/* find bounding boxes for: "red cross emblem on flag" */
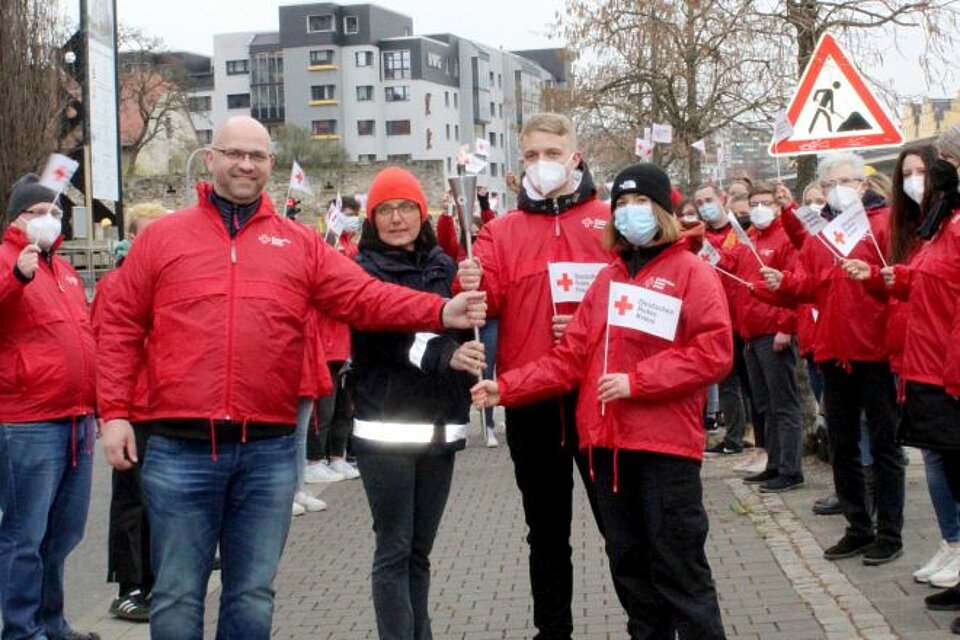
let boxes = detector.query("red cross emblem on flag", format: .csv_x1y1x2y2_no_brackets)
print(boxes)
294,170,303,184
53,167,67,181
556,273,573,292
614,295,634,316
833,231,846,245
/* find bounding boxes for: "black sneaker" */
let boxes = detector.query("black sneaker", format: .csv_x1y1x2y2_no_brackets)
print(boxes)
926,588,960,611
759,475,805,493
824,534,875,560
862,539,903,566
743,469,778,484
812,494,842,515
109,588,150,622
951,616,960,634
704,442,743,456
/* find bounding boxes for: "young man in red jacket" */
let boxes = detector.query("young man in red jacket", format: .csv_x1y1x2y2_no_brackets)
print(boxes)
96,116,487,640
0,175,99,640
458,113,611,640
761,152,904,566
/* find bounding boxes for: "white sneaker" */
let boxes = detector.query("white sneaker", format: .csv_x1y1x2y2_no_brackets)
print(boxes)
304,461,345,484
328,458,360,480
914,541,953,583
485,427,499,448
292,501,306,517
294,491,328,512
929,546,960,587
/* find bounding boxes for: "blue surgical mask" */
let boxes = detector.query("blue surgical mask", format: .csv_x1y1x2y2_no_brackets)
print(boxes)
698,201,724,225
614,203,659,247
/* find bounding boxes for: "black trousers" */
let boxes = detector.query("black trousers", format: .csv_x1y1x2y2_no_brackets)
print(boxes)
821,360,904,543
504,393,602,640
307,361,354,460
592,449,725,640
107,426,152,590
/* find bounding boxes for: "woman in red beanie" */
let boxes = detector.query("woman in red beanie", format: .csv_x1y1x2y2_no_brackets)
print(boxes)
350,167,485,639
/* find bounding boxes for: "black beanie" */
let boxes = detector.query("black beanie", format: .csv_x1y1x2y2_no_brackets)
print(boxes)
610,163,673,213
5,174,57,226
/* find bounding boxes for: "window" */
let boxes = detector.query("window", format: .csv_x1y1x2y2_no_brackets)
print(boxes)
444,91,450,108
499,133,504,148
386,120,411,136
358,153,377,163
425,93,431,115
427,52,443,70
489,132,496,147
309,50,334,66
356,85,374,101
196,129,212,145
311,119,337,135
357,120,375,136
311,85,336,101
344,15,359,34
227,93,250,109
355,51,374,67
385,86,409,102
453,93,458,108
490,163,499,177
489,71,495,85
454,124,459,139
498,73,502,88
447,158,452,174
226,59,248,75
445,124,450,140
307,14,334,33
387,154,412,163
498,104,503,118
188,96,211,112
490,101,496,117
382,50,411,80
426,128,433,150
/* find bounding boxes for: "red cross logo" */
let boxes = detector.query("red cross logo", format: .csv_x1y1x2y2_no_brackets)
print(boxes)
54,167,67,181
833,231,846,245
557,273,573,292
294,170,303,184
614,295,634,316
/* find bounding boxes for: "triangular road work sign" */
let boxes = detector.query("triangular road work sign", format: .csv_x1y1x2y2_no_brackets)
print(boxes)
769,33,903,156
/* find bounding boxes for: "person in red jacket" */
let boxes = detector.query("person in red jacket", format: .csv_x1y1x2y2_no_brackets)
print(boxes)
719,182,804,491
760,151,905,566
95,116,487,640
0,174,99,640
473,163,731,639
456,112,613,639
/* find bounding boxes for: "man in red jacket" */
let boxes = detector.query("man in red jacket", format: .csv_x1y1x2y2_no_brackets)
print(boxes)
458,112,612,640
96,116,486,640
761,151,904,566
0,174,99,640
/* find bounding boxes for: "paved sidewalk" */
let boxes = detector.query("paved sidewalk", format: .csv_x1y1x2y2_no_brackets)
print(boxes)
61,420,956,639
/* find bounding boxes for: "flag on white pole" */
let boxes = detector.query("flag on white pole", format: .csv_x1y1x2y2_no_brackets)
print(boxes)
698,239,721,266
289,161,314,196
548,262,607,305
607,281,683,342
691,139,707,154
822,201,870,257
464,154,487,174
794,205,828,235
39,153,80,194
773,111,795,144
634,138,653,160
474,138,491,157
326,198,346,238
651,123,673,144
727,212,765,267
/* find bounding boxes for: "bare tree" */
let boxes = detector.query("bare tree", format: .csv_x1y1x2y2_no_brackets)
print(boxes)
0,0,69,202
119,28,191,177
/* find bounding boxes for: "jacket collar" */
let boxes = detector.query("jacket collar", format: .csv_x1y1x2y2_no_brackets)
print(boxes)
194,182,276,227
3,225,64,255
613,237,690,280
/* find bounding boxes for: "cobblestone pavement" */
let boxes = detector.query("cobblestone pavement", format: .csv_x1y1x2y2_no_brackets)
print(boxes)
61,418,956,639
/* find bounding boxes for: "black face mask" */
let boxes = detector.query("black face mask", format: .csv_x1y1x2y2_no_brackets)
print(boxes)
929,157,959,193
737,215,752,230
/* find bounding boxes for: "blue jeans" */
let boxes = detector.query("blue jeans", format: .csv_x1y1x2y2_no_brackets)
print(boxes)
923,449,960,542
295,397,314,490
0,420,93,640
141,435,297,640
357,450,455,640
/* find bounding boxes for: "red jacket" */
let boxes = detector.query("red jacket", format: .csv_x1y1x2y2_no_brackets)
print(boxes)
719,218,797,340
898,209,960,394
96,183,446,426
299,310,333,399
437,208,496,261
862,243,921,375
0,226,96,422
778,203,817,356
498,240,732,461
766,205,890,364
469,197,613,374
315,233,358,364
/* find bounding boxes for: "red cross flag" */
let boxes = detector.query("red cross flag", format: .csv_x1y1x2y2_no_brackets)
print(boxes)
607,281,683,341
822,200,870,257
38,153,79,194
547,262,607,305
698,239,722,266
289,161,314,196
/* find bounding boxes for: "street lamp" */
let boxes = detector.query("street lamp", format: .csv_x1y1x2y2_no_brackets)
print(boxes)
183,147,206,207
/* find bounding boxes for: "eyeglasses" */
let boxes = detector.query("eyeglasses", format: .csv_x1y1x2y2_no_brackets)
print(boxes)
21,207,63,220
209,147,273,164
821,177,863,190
374,201,420,217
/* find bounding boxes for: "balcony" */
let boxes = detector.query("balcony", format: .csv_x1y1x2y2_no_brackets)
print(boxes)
308,64,337,72
308,99,339,106
312,134,342,141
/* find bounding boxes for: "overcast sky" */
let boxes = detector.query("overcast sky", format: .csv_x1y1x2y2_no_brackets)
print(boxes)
66,0,952,102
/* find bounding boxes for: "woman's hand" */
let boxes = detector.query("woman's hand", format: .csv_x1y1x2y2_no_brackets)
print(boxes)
881,266,896,287
842,258,871,281
597,373,631,403
449,340,485,376
760,266,784,291
471,380,501,408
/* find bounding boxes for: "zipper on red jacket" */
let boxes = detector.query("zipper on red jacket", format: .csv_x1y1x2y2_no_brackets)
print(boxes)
49,256,91,417
553,200,560,237
224,236,238,421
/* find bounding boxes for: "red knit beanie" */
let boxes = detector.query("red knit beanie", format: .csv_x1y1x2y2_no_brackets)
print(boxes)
367,167,428,221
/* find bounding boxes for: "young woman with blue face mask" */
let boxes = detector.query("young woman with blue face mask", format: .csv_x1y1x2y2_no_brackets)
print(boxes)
472,163,732,639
